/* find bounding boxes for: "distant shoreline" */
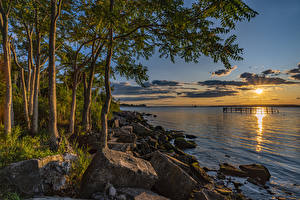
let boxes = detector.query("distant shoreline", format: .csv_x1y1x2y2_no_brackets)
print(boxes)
121,104,300,108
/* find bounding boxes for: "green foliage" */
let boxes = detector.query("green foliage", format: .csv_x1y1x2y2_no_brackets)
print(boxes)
0,126,54,168
0,192,21,200
68,143,92,192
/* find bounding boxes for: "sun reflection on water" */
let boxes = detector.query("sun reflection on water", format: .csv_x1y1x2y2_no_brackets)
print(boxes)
255,107,265,152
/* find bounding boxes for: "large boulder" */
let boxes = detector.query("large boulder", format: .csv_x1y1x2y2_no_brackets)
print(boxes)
239,164,271,184
150,151,198,200
80,148,158,198
0,154,76,197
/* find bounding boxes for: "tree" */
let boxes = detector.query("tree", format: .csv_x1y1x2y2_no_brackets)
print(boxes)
0,1,13,135
48,0,63,150
97,0,257,148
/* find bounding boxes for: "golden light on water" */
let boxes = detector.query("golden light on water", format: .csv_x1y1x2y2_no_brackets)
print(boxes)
255,107,265,152
255,88,263,94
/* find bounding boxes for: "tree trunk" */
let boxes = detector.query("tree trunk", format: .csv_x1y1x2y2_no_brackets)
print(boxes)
21,68,30,129
100,0,114,149
1,15,12,135
32,31,41,134
48,0,61,150
69,71,78,135
28,35,35,116
82,60,96,132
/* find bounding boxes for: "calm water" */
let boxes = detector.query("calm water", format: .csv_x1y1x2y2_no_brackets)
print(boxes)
122,106,300,199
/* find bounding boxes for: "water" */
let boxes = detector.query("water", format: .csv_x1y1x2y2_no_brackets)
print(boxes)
121,106,300,199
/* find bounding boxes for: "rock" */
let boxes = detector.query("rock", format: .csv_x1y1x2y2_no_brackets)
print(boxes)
174,137,197,150
121,126,133,134
154,126,164,132
219,163,247,177
108,141,135,152
25,198,89,200
0,154,75,197
80,148,158,198
118,188,170,200
132,122,152,136
190,162,212,185
185,134,197,139
107,184,117,197
147,136,159,148
239,164,271,184
136,140,154,155
117,132,137,144
150,151,198,200
171,150,198,165
215,188,232,195
168,131,184,139
193,189,225,200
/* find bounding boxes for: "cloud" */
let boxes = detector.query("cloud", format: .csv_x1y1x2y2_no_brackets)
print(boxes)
181,90,238,98
286,63,300,74
240,73,298,85
112,82,170,95
272,99,279,101
212,65,237,77
152,80,180,86
262,69,280,75
290,74,300,80
117,96,176,102
198,80,247,87
240,72,255,79
297,97,300,100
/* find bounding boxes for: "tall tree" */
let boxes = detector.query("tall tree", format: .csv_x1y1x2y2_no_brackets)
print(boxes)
0,1,13,135
48,0,62,150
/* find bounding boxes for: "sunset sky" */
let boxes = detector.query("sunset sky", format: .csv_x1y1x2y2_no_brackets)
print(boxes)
113,0,300,106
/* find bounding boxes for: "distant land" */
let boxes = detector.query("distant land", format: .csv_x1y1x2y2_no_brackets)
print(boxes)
120,104,300,108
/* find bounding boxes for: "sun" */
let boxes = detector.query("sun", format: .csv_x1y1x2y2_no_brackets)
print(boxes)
255,88,263,94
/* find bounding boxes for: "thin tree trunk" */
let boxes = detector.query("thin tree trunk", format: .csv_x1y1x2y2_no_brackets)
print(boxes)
28,35,35,116
48,0,62,150
32,30,41,134
0,13,12,135
69,71,78,135
21,68,30,129
100,0,114,149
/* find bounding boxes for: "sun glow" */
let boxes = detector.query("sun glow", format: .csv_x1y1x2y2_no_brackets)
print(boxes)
255,107,265,152
255,88,263,94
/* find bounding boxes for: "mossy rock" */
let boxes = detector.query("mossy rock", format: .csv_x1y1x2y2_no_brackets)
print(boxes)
190,162,212,184
174,137,197,150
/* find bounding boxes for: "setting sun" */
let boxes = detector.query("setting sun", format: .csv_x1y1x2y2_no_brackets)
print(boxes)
255,88,263,94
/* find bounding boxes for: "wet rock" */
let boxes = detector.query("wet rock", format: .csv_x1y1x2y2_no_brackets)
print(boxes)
174,137,197,150
185,134,197,139
154,125,164,132
239,164,271,184
168,131,184,139
150,151,197,200
80,148,158,198
219,163,247,177
190,162,212,184
118,187,170,200
193,188,225,200
215,188,232,195
171,150,198,165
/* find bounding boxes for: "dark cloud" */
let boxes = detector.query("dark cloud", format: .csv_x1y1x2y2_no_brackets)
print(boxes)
262,69,280,75
237,87,252,91
240,72,255,79
118,96,176,102
212,65,237,77
290,74,300,80
272,99,279,101
181,90,238,98
297,97,300,100
198,80,247,87
112,82,170,95
287,63,300,74
152,80,180,86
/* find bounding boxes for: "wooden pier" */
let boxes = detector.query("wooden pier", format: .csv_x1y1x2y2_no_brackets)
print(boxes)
223,107,279,114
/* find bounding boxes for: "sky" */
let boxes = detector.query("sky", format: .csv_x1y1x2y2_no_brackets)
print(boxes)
113,0,300,106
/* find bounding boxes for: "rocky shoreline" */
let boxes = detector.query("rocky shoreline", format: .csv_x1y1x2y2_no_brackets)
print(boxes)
0,111,273,200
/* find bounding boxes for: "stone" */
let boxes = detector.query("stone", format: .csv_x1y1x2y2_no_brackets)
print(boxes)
25,198,89,200
108,141,135,152
190,162,212,185
0,154,75,197
118,188,169,200
80,148,158,198
150,151,198,200
239,164,271,184
117,132,137,143
185,134,197,139
174,137,197,150
219,163,247,177
121,126,133,134
193,189,225,200
132,122,152,136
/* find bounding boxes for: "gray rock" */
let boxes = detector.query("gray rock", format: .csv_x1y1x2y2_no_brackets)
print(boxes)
150,151,198,200
80,148,158,198
118,188,169,200
132,122,152,136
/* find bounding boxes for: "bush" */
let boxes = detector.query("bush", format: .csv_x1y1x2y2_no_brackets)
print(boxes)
0,126,55,168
